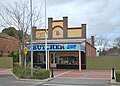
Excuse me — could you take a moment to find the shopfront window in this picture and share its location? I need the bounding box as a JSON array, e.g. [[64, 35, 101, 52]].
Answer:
[[50, 52, 79, 65], [34, 52, 46, 64], [59, 56, 78, 65]]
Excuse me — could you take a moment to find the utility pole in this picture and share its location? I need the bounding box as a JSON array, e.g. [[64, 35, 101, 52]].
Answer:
[[30, 0, 33, 76], [45, 0, 48, 70]]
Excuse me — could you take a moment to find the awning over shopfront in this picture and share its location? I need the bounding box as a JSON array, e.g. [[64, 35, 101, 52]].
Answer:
[[27, 39, 86, 52], [31, 39, 86, 44]]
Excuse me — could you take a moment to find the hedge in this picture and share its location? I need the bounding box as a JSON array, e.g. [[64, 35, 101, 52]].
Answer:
[[115, 70, 120, 82]]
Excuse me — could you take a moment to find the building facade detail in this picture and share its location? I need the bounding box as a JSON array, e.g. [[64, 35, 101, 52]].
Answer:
[[29, 17, 96, 70]]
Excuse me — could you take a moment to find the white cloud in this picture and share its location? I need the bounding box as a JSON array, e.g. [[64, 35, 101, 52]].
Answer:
[[47, 0, 75, 7], [0, 0, 120, 39]]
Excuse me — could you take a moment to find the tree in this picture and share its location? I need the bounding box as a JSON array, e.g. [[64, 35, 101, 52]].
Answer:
[[114, 36, 120, 48], [101, 46, 120, 56], [2, 27, 30, 43], [0, 0, 44, 66], [87, 34, 110, 50], [95, 35, 109, 50], [95, 35, 110, 56], [87, 34, 110, 56], [2, 27, 22, 41], [96, 36, 120, 56]]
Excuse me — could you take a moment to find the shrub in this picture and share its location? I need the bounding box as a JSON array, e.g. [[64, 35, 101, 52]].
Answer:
[[13, 65, 24, 78], [33, 69, 50, 79], [0, 53, 2, 57], [8, 51, 19, 63], [13, 65, 50, 79], [115, 70, 120, 82]]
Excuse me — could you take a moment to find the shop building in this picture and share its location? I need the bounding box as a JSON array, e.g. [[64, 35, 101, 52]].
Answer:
[[86, 36, 96, 57], [27, 17, 96, 70]]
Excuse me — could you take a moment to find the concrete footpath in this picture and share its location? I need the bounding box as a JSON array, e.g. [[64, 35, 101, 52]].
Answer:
[[110, 79, 120, 86], [53, 69, 111, 79], [0, 68, 120, 85], [0, 69, 111, 79], [0, 68, 12, 74], [51, 69, 120, 85], [0, 68, 16, 79]]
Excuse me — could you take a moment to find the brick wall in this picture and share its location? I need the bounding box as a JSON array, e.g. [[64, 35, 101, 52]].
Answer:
[[86, 42, 96, 57]]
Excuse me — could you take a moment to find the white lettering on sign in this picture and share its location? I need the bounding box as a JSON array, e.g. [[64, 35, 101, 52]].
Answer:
[[27, 44, 85, 52]]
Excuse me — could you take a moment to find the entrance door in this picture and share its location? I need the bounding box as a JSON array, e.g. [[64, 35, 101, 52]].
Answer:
[[50, 52, 57, 68]]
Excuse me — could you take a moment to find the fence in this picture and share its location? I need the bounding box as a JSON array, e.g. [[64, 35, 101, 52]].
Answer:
[[87, 56, 120, 70], [0, 57, 13, 68]]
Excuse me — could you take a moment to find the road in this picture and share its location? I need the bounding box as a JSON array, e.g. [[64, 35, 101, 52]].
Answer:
[[0, 74, 44, 86], [0, 75, 110, 86], [0, 78, 44, 86], [41, 78, 110, 86]]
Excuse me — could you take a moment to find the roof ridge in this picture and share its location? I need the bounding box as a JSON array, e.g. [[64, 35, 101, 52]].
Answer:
[[0, 32, 17, 40]]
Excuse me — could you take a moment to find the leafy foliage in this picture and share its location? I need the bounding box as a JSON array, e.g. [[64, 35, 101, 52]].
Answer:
[[114, 36, 120, 48], [115, 70, 120, 82], [13, 65, 50, 79], [2, 27, 22, 42], [8, 51, 19, 63], [13, 65, 24, 78], [0, 53, 2, 57]]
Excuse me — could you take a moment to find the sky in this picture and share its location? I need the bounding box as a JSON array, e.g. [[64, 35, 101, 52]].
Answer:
[[0, 0, 120, 40]]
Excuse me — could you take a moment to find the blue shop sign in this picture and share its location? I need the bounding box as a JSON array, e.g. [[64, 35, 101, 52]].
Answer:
[[27, 44, 85, 52]]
